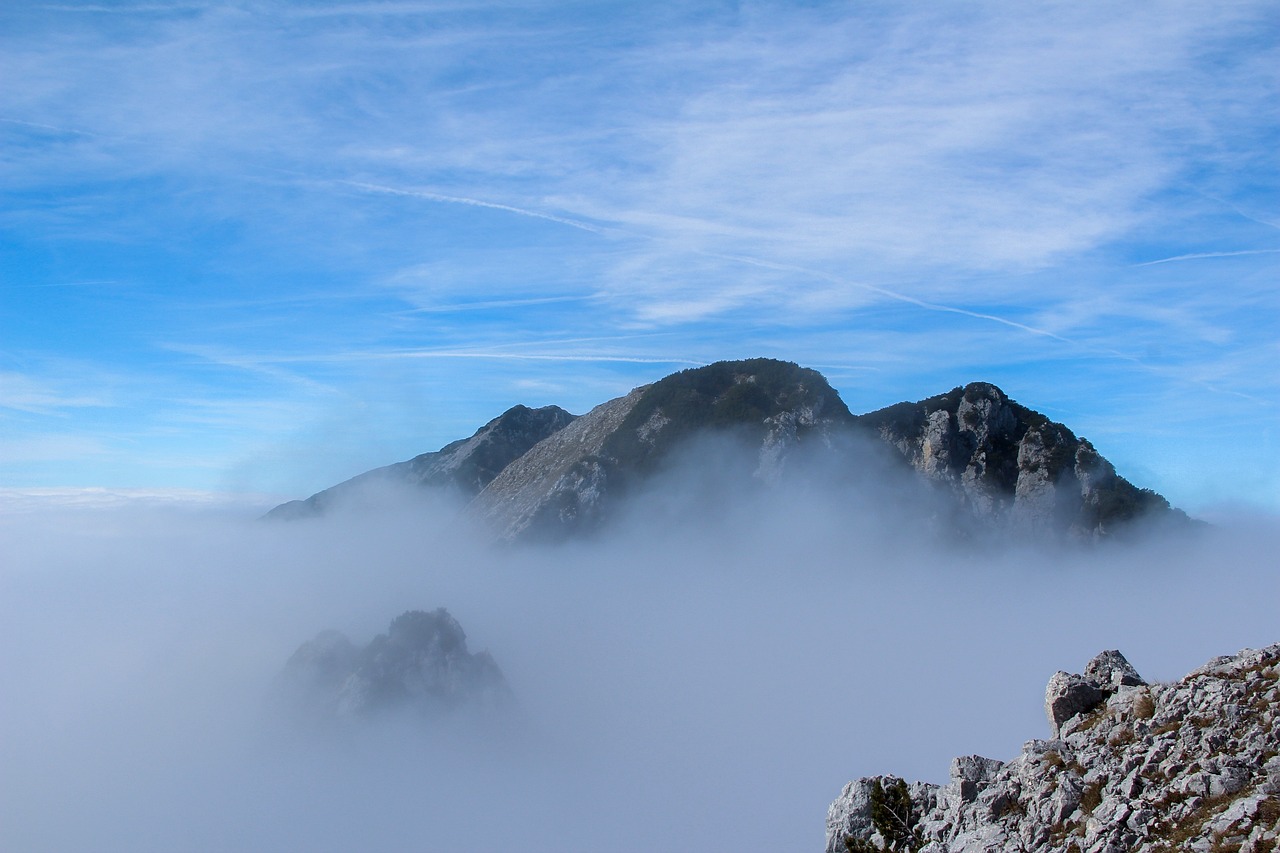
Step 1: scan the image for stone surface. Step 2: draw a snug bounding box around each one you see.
[827,643,1280,853]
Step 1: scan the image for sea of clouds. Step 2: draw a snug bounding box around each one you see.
[1,460,1276,852]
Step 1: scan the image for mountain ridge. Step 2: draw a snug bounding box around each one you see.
[266,359,1187,541]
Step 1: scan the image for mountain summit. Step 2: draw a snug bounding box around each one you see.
[266,359,1186,541]
[470,358,857,539]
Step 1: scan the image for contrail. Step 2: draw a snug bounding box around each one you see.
[339,180,615,236]
[708,251,1074,344]
[1134,249,1280,267]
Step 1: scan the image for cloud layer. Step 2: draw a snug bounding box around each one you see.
[2,472,1277,852]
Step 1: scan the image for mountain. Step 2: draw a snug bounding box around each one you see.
[264,404,575,519]
[826,644,1280,853]
[470,358,858,540]
[265,359,1186,540]
[274,609,512,723]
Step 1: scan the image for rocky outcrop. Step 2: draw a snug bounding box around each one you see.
[264,404,576,519]
[275,609,512,723]
[827,644,1280,853]
[859,383,1181,537]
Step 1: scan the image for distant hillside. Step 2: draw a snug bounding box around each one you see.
[264,404,575,519]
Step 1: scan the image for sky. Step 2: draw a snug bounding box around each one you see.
[1,0,1278,514]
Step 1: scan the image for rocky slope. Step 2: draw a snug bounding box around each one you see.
[264,404,575,519]
[861,383,1180,537]
[826,645,1280,853]
[274,609,512,723]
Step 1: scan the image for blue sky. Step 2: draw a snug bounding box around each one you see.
[1,0,1277,513]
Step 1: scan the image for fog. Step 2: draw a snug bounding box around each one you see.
[2,459,1277,853]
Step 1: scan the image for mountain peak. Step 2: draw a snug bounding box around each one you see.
[858,382,1181,537]
[468,358,858,540]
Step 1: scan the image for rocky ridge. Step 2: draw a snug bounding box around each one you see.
[826,645,1280,853]
[265,359,1187,541]
[275,609,512,723]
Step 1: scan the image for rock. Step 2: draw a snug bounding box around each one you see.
[858,382,1185,538]
[1085,649,1146,688]
[1045,671,1108,736]
[275,608,513,724]
[827,643,1280,853]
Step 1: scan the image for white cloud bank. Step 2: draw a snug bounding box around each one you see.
[1,471,1276,852]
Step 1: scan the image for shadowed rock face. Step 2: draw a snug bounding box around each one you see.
[264,404,576,519]
[827,644,1280,853]
[275,609,512,723]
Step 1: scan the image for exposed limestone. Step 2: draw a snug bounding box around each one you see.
[827,643,1280,853]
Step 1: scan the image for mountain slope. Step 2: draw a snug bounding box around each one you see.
[468,358,858,540]
[264,404,575,519]
[826,644,1280,853]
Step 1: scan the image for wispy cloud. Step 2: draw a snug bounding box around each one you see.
[0,0,1276,508]
[1134,249,1280,266]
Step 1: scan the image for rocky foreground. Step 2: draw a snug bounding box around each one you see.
[827,644,1280,853]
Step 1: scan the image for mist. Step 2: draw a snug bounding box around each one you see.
[2,457,1277,853]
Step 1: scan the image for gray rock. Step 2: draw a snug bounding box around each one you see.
[1045,670,1108,736]
[1085,649,1146,688]
[275,608,512,724]
[827,643,1280,853]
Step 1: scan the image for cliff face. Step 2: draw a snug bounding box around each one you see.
[859,383,1179,537]
[826,645,1280,853]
